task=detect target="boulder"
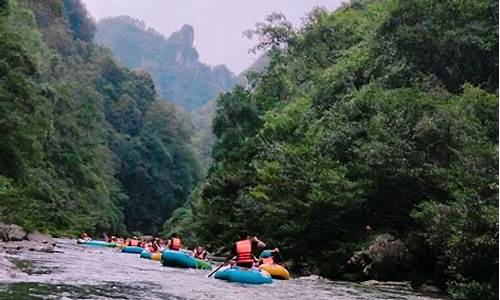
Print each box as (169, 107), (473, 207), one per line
(348, 233), (412, 281)
(0, 223), (26, 241)
(26, 231), (55, 246)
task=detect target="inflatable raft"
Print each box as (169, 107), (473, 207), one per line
(161, 250), (212, 270)
(259, 263), (290, 279)
(77, 239), (116, 247)
(121, 246), (144, 254)
(215, 266), (272, 284)
(259, 250), (290, 279)
(140, 250), (161, 261)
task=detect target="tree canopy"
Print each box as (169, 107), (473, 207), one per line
(171, 1), (498, 298)
(0, 0), (199, 235)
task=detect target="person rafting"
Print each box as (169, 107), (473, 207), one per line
(151, 238), (161, 252)
(230, 231), (266, 268)
(80, 232), (91, 241)
(167, 233), (182, 251)
(128, 236), (140, 246)
(259, 248), (283, 265)
(193, 246), (208, 260)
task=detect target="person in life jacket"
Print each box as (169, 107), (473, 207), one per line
(230, 231), (266, 268)
(151, 238), (160, 253)
(80, 232), (91, 241)
(129, 236), (139, 247)
(193, 246), (208, 260)
(259, 248), (283, 265)
(167, 233), (182, 251)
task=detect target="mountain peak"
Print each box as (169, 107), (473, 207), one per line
(169, 24), (194, 48)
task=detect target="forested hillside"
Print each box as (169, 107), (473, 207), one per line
(95, 17), (237, 112)
(171, 1), (498, 298)
(0, 0), (199, 235)
(191, 53), (271, 173)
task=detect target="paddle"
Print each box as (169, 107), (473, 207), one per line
(208, 256), (235, 278)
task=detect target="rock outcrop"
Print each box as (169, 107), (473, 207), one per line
(0, 223), (27, 241)
(0, 224), (56, 253)
(348, 233), (412, 281)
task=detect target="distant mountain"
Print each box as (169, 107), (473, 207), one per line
(95, 16), (237, 111)
(191, 52), (270, 173)
(237, 52), (270, 86)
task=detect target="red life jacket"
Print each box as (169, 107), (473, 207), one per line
(261, 256), (274, 264)
(130, 239), (139, 246)
(169, 238), (181, 251)
(235, 239), (254, 264)
(149, 246), (156, 252)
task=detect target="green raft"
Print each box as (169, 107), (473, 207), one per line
(77, 239), (116, 247)
(161, 250), (212, 270)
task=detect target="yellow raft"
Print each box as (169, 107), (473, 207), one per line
(150, 252), (161, 261)
(140, 250), (161, 261)
(259, 263), (290, 280)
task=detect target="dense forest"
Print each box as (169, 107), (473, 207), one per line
(95, 17), (237, 112)
(0, 0), (199, 235)
(167, 0), (498, 298)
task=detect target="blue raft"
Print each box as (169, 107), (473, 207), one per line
(77, 239), (116, 247)
(215, 266), (273, 284)
(161, 250), (212, 270)
(121, 246), (144, 254)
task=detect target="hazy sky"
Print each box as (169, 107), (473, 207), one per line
(83, 0), (343, 74)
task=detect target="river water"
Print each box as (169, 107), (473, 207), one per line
(0, 239), (447, 300)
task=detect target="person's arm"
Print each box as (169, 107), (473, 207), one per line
(252, 237), (266, 249)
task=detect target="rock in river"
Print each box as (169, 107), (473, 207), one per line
(0, 222), (27, 241)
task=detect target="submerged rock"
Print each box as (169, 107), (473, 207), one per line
(361, 280), (442, 295)
(1, 241), (54, 253)
(27, 231), (55, 246)
(361, 280), (413, 291)
(0, 255), (21, 279)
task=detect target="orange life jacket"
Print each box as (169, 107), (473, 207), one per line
(236, 239), (254, 264)
(261, 256), (274, 264)
(194, 250), (206, 259)
(130, 239), (139, 246)
(169, 238), (181, 250)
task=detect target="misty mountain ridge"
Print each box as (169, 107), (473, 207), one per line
(95, 16), (237, 111)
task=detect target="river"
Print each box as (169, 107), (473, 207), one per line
(0, 239), (447, 300)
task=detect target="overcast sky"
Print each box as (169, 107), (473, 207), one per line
(83, 0), (343, 74)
